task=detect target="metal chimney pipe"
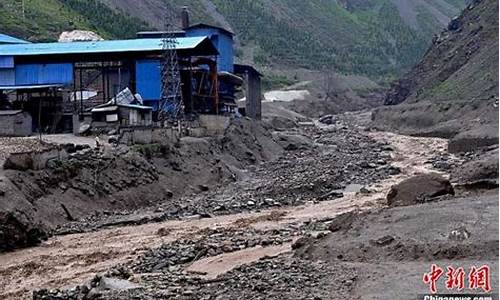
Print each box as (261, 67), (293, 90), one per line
(181, 6), (190, 29)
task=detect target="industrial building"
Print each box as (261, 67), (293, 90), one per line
(0, 8), (262, 136)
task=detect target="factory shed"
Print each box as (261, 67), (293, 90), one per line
(0, 36), (220, 134)
(0, 37), (218, 62)
(91, 88), (152, 129)
(234, 64), (263, 120)
(184, 24), (234, 72)
(91, 103), (152, 128)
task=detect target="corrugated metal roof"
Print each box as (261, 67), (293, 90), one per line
(91, 104), (152, 113)
(0, 34), (30, 45)
(91, 105), (118, 113)
(185, 23), (234, 36)
(0, 37), (210, 56)
(0, 110), (23, 116)
(0, 84), (63, 90)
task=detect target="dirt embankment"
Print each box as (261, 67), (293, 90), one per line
(295, 191), (499, 298)
(0, 118), (284, 244)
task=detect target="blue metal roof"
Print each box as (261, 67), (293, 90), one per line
(0, 34), (30, 45)
(0, 84), (62, 90)
(0, 36), (213, 56)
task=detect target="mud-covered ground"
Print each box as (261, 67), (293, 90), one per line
(50, 114), (399, 235)
(3, 109), (495, 300)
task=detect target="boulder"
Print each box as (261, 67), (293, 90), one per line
(0, 212), (48, 252)
(328, 209), (359, 232)
(387, 173), (454, 207)
(273, 132), (312, 151)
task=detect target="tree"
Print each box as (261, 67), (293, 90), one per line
(321, 70), (341, 102)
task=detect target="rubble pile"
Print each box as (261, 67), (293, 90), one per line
(170, 256), (357, 300)
(38, 116), (400, 235)
(120, 256), (358, 300)
(130, 227), (295, 273)
(0, 137), (53, 164)
(33, 255), (357, 300)
(165, 121), (398, 216)
(32, 217), (339, 299)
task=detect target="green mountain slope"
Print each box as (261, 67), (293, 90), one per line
(0, 0), (465, 79)
(372, 0), (498, 141)
(384, 0), (498, 104)
(0, 0), (149, 42)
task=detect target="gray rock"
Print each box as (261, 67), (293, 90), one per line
(387, 173), (454, 207)
(319, 115), (334, 125)
(448, 226), (471, 241)
(328, 210), (359, 233)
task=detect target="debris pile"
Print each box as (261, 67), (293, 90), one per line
(58, 30), (104, 42)
(151, 256), (357, 300)
(165, 121), (398, 217)
(130, 227), (295, 273)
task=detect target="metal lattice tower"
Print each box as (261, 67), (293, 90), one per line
(158, 24), (183, 122)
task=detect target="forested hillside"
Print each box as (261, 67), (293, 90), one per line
(0, 0), (465, 79)
(0, 0), (149, 41)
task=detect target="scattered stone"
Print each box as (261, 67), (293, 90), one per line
(156, 227), (171, 237)
(387, 166), (402, 175)
(318, 190), (344, 201)
(448, 226), (471, 241)
(95, 277), (142, 292)
(291, 236), (313, 250)
(373, 235), (395, 246)
(359, 187), (371, 194)
(130, 227), (293, 274)
(319, 115), (334, 125)
(448, 16), (461, 31)
(198, 185), (209, 192)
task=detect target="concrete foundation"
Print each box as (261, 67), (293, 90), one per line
(4, 147), (68, 171)
(0, 111), (32, 136)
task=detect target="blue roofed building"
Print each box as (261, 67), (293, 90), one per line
(0, 34), (219, 134)
(0, 7), (262, 136)
(184, 24), (234, 73)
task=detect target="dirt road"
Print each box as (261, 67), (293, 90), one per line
(0, 126), (451, 299)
